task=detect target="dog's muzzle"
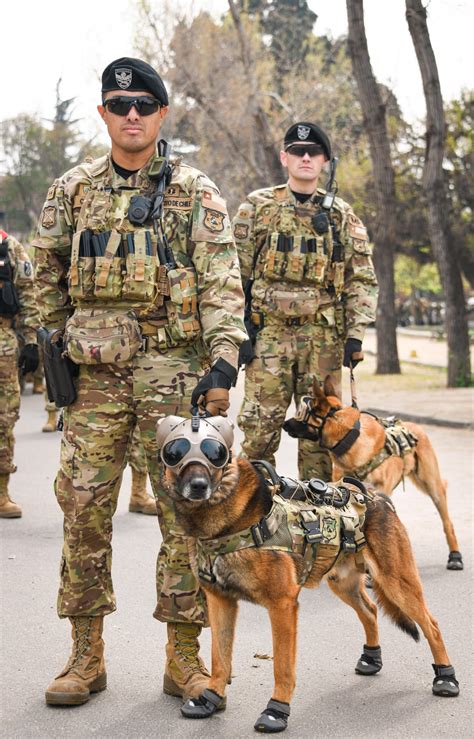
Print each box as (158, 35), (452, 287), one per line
(283, 396), (321, 441)
(156, 414), (234, 474)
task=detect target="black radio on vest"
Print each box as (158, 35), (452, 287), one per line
(0, 240), (21, 316)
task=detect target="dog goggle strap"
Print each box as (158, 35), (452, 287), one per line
(161, 437), (229, 468)
(293, 396), (313, 423)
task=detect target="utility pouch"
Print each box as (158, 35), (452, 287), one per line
(263, 233), (288, 280)
(122, 230), (158, 301)
(165, 267), (201, 345)
(93, 231), (124, 299)
(265, 288), (320, 318)
(68, 231), (95, 299)
(304, 237), (328, 285)
(64, 309), (142, 365)
(284, 235), (306, 282)
(335, 302), (345, 336)
(38, 327), (78, 408)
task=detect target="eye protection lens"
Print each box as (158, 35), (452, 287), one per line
(103, 96), (161, 116)
(200, 439), (229, 468)
(162, 438), (191, 467)
(286, 144), (325, 157)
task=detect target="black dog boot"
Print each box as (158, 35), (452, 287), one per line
(432, 664), (459, 697)
(355, 645), (383, 675)
(181, 688), (226, 718)
(447, 551), (463, 570)
(254, 698), (290, 733)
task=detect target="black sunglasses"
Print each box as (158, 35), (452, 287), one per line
(103, 96), (161, 117)
(161, 438), (229, 468)
(285, 144), (325, 157)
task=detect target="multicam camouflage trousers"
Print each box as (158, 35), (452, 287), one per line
(0, 326), (20, 475)
(238, 317), (342, 481)
(127, 423), (146, 473)
(56, 341), (209, 625)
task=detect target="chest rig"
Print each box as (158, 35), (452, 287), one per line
(197, 465), (372, 588)
(254, 187), (345, 294)
(67, 148), (200, 349)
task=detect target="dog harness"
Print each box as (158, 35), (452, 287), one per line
(351, 416), (418, 481)
(196, 470), (373, 587)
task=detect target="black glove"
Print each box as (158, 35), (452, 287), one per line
(238, 338), (255, 367)
(191, 358), (237, 412)
(19, 343), (39, 375)
(343, 338), (362, 368)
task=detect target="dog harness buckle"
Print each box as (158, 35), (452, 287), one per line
(250, 517), (272, 547)
(342, 529), (357, 552)
(301, 519), (323, 544)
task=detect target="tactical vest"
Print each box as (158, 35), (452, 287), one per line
(250, 187), (346, 321)
(197, 478), (371, 587)
(0, 233), (20, 317)
(66, 158), (200, 350)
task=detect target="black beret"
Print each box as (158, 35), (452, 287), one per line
(101, 57), (168, 106)
(284, 122), (331, 160)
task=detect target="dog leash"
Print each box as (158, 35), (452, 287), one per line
(349, 363), (358, 409)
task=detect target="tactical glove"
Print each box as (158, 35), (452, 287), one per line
(191, 358), (237, 416)
(19, 343), (39, 375)
(343, 338), (363, 368)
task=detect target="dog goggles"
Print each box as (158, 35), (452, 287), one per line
(156, 414), (234, 474)
(103, 96), (161, 116)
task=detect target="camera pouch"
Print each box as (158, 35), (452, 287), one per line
(64, 309), (142, 365)
(165, 267), (201, 345)
(262, 232), (288, 280)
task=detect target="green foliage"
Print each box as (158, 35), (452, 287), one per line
(394, 254), (442, 297)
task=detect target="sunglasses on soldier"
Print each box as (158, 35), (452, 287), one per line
(102, 96), (161, 116)
(285, 144), (325, 157)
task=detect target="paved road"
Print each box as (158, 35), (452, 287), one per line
(1, 389), (472, 738)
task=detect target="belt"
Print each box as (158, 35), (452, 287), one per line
(252, 312), (314, 328)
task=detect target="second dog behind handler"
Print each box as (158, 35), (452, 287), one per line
(33, 57), (247, 706)
(234, 122), (378, 480)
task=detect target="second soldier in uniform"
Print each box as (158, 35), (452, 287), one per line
(234, 122), (378, 480)
(33, 58), (246, 706)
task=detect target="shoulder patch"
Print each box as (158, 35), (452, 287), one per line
(348, 214), (368, 241)
(41, 205), (58, 230)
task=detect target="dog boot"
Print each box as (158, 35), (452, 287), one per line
(45, 616), (107, 705)
(254, 699), (290, 733)
(42, 411), (58, 433)
(447, 551), (463, 570)
(181, 688), (226, 718)
(355, 645), (383, 675)
(128, 469), (156, 515)
(0, 474), (22, 518)
(432, 664), (459, 697)
(163, 622), (211, 700)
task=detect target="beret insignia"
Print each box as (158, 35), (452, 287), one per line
(115, 68), (132, 89)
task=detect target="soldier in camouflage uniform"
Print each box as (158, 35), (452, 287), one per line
(33, 58), (246, 706)
(0, 231), (40, 517)
(234, 123), (378, 480)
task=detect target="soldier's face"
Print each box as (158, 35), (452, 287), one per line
(280, 148), (328, 188)
(98, 90), (169, 154)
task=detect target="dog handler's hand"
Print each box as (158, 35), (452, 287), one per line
(343, 338), (363, 368)
(190, 358), (237, 416)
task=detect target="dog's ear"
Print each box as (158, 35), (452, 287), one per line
(312, 377), (326, 400)
(323, 375), (337, 398)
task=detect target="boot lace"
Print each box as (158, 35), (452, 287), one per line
(175, 629), (204, 674)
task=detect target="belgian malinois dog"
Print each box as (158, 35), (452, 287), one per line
(158, 415), (459, 734)
(284, 377), (463, 571)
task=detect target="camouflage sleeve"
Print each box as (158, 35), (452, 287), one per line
(31, 179), (74, 329)
(191, 179), (247, 371)
(9, 237), (40, 344)
(231, 200), (256, 285)
(341, 208), (378, 342)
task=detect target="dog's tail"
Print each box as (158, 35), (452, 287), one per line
(364, 494), (421, 642)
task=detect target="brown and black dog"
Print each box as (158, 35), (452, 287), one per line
(284, 377), (463, 571)
(161, 436), (459, 733)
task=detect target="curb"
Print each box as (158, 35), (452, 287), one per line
(365, 407), (473, 431)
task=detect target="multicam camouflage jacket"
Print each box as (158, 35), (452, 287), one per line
(0, 231), (39, 346)
(32, 152), (247, 370)
(232, 184), (378, 340)
(197, 480), (370, 587)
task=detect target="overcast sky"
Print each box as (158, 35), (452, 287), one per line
(3, 0), (473, 144)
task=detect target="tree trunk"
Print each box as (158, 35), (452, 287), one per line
(406, 0), (471, 386)
(346, 0), (400, 374)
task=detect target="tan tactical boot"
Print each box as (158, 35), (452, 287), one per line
(128, 469), (156, 515)
(0, 474), (22, 518)
(163, 622), (210, 700)
(45, 616), (106, 705)
(42, 411), (58, 433)
(33, 378), (45, 394)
